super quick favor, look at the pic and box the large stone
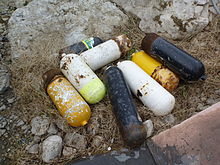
[8,0,128,59]
[64,133,87,150]
[112,0,209,40]
[31,116,49,136]
[42,135,62,163]
[26,144,39,154]
[0,64,10,94]
[149,102,220,165]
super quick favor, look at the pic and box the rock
[0,116,7,128]
[16,120,25,127]
[55,119,69,132]
[0,42,3,49]
[15,0,30,8]
[87,119,100,135]
[64,133,87,150]
[47,123,58,135]
[91,136,103,148]
[0,23,5,34]
[209,6,218,15]
[3,125,8,131]
[0,36,9,42]
[200,97,207,102]
[197,103,209,111]
[0,129,6,137]
[0,105,6,111]
[42,135,62,163]
[215,89,220,96]
[31,116,50,136]
[7,97,16,104]
[112,0,209,40]
[33,135,41,143]
[1,16,9,22]
[8,0,128,59]
[62,146,77,157]
[9,115,18,120]
[206,98,220,105]
[27,144,39,154]
[0,64,10,94]
[143,120,154,138]
[163,114,176,125]
[21,124,30,130]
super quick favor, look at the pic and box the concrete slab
[150,102,220,165]
[66,144,156,165]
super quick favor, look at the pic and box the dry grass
[8,14,220,164]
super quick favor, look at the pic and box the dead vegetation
[8,15,220,164]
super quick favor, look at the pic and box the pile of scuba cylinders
[42,33,206,148]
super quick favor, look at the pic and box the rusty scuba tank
[141,33,206,81]
[60,54,106,104]
[117,61,175,116]
[42,69,91,127]
[104,66,147,147]
[131,51,179,92]
[80,34,132,70]
[59,37,103,58]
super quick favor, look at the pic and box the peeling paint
[44,72,91,127]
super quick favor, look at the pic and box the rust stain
[74,77,80,84]
[42,69,63,91]
[61,62,68,70]
[137,90,143,97]
[112,34,132,54]
[152,66,179,92]
[121,123,147,147]
[78,75,86,79]
[140,83,148,90]
[61,56,72,70]
[141,33,159,55]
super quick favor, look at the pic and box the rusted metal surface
[112,34,132,54]
[42,68,63,91]
[141,33,159,56]
[131,51,179,92]
[151,66,179,92]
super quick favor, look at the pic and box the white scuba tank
[60,54,106,104]
[80,34,132,70]
[117,60,175,116]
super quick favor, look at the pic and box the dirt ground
[0,1,220,164]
